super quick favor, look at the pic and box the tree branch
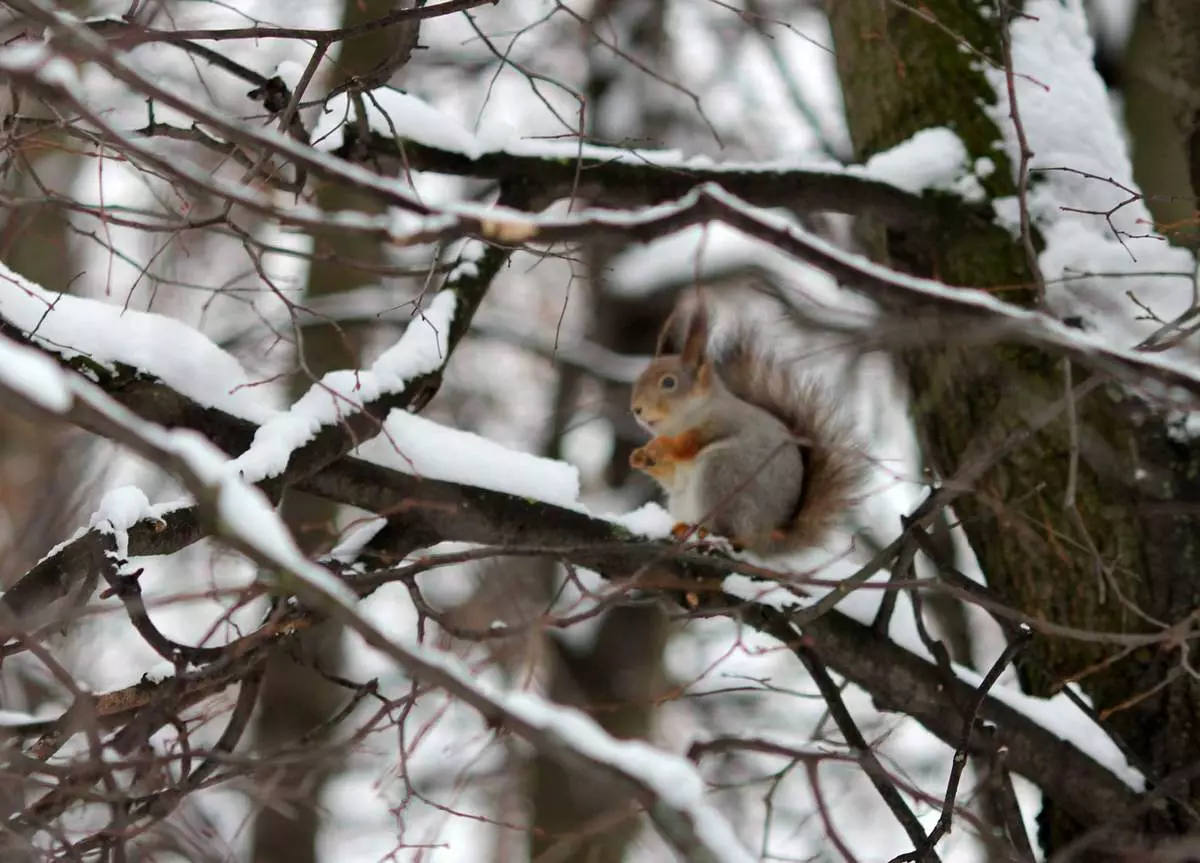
[0,344,1141,832]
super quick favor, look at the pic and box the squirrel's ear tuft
[680,293,709,370]
[656,290,710,358]
[655,305,687,356]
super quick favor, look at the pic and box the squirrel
[628,293,863,555]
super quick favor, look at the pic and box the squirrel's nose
[632,406,642,417]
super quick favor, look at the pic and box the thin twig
[890,627,1033,862]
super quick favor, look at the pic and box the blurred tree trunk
[1147,0,1200,214]
[828,1,1200,856]
[0,114,85,863]
[1121,2,1196,247]
[0,0,93,583]
[0,4,89,848]
[251,4,408,862]
[0,145,86,584]
[525,4,675,860]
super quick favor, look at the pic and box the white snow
[722,573,808,613]
[0,333,71,412]
[0,262,276,423]
[328,518,388,565]
[89,486,152,559]
[90,487,151,533]
[0,328,359,608]
[308,83,994,215]
[503,691,755,862]
[143,660,178,683]
[350,608,756,863]
[608,222,820,298]
[955,667,1145,790]
[850,126,985,201]
[355,410,583,510]
[141,659,204,682]
[682,183,1200,394]
[232,290,456,483]
[167,430,358,605]
[0,40,79,88]
[720,570,1145,791]
[0,709,41,725]
[610,502,676,539]
[314,89,483,157]
[446,238,487,281]
[981,0,1197,356]
[269,59,305,90]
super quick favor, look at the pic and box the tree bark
[0,101,84,863]
[1148,0,1200,216]
[827,1,1200,854]
[1122,2,1197,248]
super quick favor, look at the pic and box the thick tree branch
[0,345,1141,832]
[0,342,752,863]
[0,231,513,619]
[331,131,954,233]
[3,7,970,248]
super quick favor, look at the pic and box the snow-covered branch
[0,330,758,863]
[15,1,1196,408]
[0,326,1142,832]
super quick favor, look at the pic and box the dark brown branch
[332,132,953,233]
[976,724,1037,862]
[890,627,1033,862]
[97,560,227,665]
[796,644,939,860]
[12,112,950,236]
[0,346,1140,833]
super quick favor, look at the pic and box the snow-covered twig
[0,230,506,618]
[90,0,494,46]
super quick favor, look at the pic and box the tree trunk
[827,1,1200,854]
[1122,2,1197,248]
[0,109,84,863]
[1148,0,1200,216]
[526,4,674,859]
[251,4,403,861]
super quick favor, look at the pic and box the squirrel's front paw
[631,436,671,469]
[630,444,657,470]
[673,523,743,555]
[671,522,709,542]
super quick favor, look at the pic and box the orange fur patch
[630,430,703,476]
[655,429,703,462]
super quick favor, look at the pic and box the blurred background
[0,1,1178,860]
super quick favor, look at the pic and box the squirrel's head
[630,293,718,435]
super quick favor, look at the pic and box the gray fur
[665,376,804,547]
[630,291,860,552]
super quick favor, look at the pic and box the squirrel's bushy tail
[716,323,866,552]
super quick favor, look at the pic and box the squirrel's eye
[659,374,677,391]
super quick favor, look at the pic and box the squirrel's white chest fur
[663,440,734,524]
